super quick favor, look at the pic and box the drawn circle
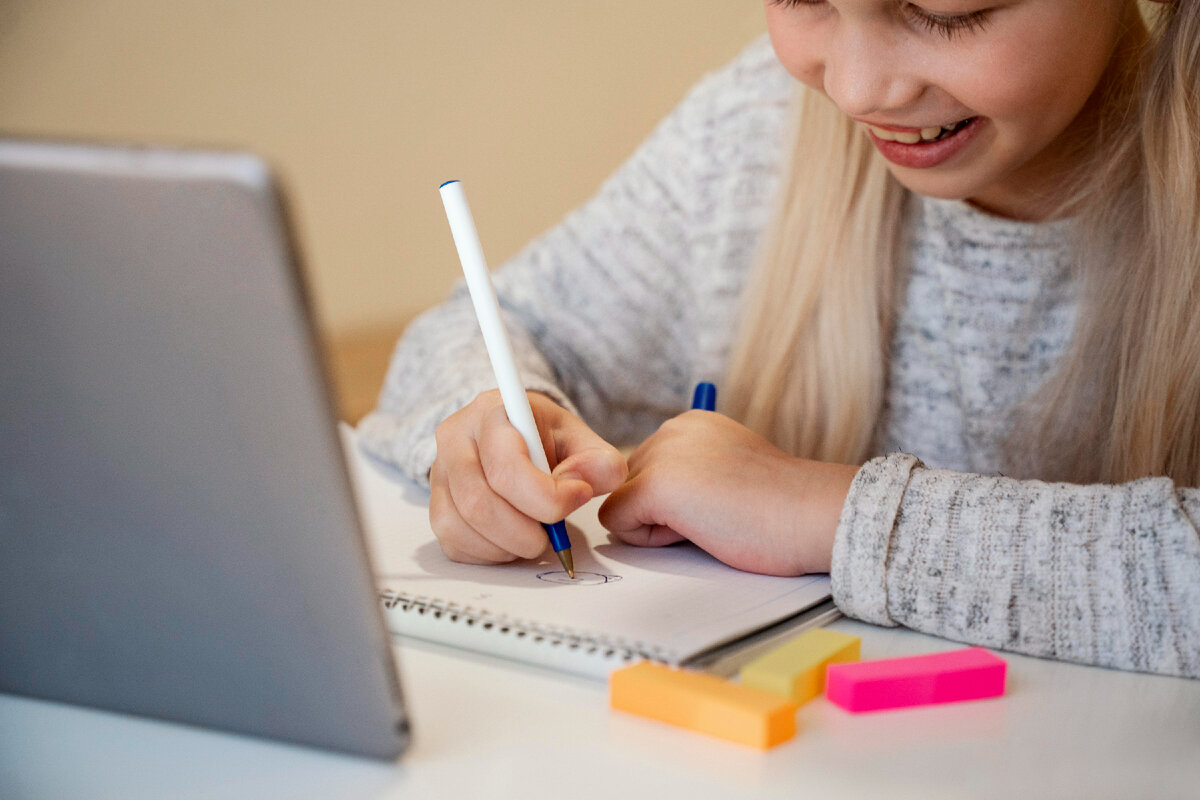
[536,570,621,586]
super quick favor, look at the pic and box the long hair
[723,88,906,463]
[724,1,1200,485]
[1016,0,1200,483]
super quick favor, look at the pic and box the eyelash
[772,1,992,41]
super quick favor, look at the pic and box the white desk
[4,618,1198,800]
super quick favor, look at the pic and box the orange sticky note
[610,661,798,748]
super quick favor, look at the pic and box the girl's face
[764,0,1146,220]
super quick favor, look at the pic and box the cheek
[946,21,1121,147]
[764,8,824,92]
[955,67,1068,145]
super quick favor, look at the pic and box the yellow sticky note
[610,661,798,749]
[739,629,861,704]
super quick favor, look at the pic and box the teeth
[868,117,971,144]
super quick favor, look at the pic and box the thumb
[597,475,686,547]
[549,432,627,496]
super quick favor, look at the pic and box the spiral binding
[378,588,671,664]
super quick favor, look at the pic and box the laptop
[0,138,410,759]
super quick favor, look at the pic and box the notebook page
[342,425,831,667]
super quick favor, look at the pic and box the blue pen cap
[691,381,717,412]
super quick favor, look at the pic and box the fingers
[532,395,628,495]
[597,472,685,548]
[611,524,687,548]
[429,468,515,564]
[477,402,594,521]
[431,409,551,562]
[550,446,627,496]
[448,454,554,561]
[429,454,548,563]
[429,390,611,567]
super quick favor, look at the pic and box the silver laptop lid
[0,138,409,759]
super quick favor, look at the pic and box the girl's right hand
[429,389,627,565]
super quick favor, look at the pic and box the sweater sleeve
[831,454,1200,678]
[357,37,789,485]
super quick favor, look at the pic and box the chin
[881,167,989,204]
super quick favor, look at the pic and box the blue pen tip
[439,179,459,189]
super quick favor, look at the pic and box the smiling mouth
[866,117,977,144]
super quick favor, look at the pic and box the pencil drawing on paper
[536,570,622,586]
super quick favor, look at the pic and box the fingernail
[554,470,584,483]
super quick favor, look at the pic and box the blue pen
[692,381,717,412]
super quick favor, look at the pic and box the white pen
[438,179,574,578]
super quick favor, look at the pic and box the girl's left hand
[597,411,859,576]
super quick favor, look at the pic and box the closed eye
[903,4,992,39]
[770,0,994,42]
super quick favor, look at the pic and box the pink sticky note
[824,646,1006,713]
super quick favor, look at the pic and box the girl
[360,0,1200,678]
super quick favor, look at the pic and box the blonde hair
[723,88,906,463]
[724,1,1200,485]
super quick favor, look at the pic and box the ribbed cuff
[830,452,923,627]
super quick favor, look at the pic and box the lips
[865,116,985,169]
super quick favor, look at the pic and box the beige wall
[0,2,766,340]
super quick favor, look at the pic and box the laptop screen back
[0,139,409,759]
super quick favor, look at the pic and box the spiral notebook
[342,425,835,680]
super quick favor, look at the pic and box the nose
[821,23,923,118]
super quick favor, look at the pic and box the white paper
[341,425,832,678]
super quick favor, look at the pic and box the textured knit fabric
[359,36,1200,678]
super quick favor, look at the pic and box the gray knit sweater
[359,36,1200,678]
